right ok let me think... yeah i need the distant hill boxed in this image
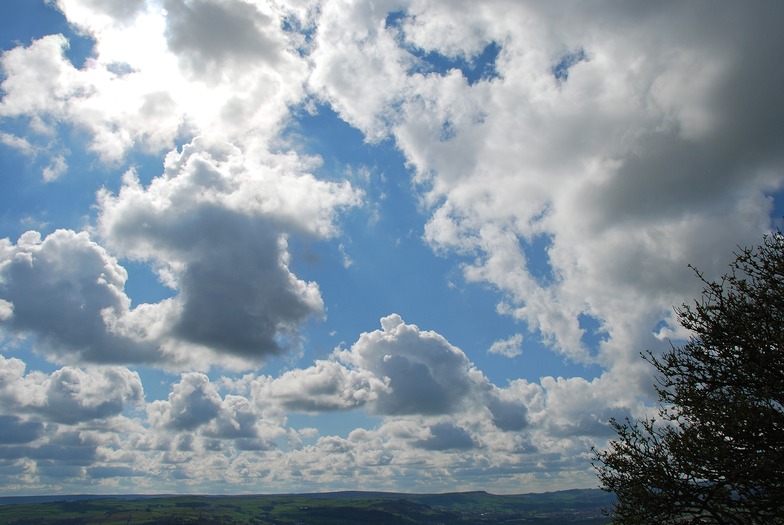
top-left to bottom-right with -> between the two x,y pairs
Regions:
0,488 -> 614,524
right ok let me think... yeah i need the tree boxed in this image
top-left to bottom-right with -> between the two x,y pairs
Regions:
593,233 -> 784,524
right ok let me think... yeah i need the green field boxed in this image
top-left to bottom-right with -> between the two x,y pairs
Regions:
0,489 -> 613,524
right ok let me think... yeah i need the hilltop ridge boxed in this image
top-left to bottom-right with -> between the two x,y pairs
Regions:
0,489 -> 613,524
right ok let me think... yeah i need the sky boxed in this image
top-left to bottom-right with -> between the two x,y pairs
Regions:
0,0 -> 783,496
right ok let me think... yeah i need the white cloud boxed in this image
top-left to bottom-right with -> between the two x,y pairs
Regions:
252,359 -> 385,413
0,355 -> 143,424
0,0 -> 361,371
1,0 -> 310,165
256,314 -> 531,434
43,367 -> 144,424
0,132 -> 36,156
488,333 -> 523,358
148,373 -> 223,431
0,34 -> 82,121
163,0 -> 286,80
309,0 -> 784,388
52,0 -> 147,28
96,137 -> 361,367
0,320 -> 627,493
146,372 -> 280,457
42,153 -> 68,182
533,375 -> 629,439
0,30 -> 176,163
1,132 -> 361,370
308,0 -> 412,141
338,243 -> 353,268
237,314 -> 536,457
0,299 -> 12,321
0,229 -> 159,364
335,314 -> 482,416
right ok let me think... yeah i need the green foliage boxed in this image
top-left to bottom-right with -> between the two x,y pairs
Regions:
593,233 -> 784,524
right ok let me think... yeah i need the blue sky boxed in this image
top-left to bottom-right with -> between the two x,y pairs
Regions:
0,0 -> 783,496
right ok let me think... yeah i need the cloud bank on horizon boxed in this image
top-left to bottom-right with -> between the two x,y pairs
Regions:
0,0 -> 782,495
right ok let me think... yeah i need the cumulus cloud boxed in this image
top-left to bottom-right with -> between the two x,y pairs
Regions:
238,315 -> 653,490
309,0 -> 784,405
42,367 -> 144,424
1,0 -> 783,495
254,314 -> 529,433
0,322 -> 619,493
485,388 -> 528,432
0,32 -> 169,163
413,422 -> 475,451
0,416 -> 45,445
163,0 -> 285,80
0,34 -> 82,122
206,395 -> 263,441
0,229 -> 158,364
96,137 -> 361,366
252,359 -> 385,412
148,373 -> 222,431
336,314 -> 481,416
316,3 -> 780,320
147,373 -> 278,454
1,0 -> 309,164
308,0 -> 412,141
53,0 -> 147,26
534,375 -> 636,439
0,355 -> 144,424
0,137 -> 360,370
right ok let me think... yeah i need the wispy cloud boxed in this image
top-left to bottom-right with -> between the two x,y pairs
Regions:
488,333 -> 523,358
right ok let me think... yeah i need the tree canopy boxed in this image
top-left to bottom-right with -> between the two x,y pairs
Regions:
593,233 -> 784,524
